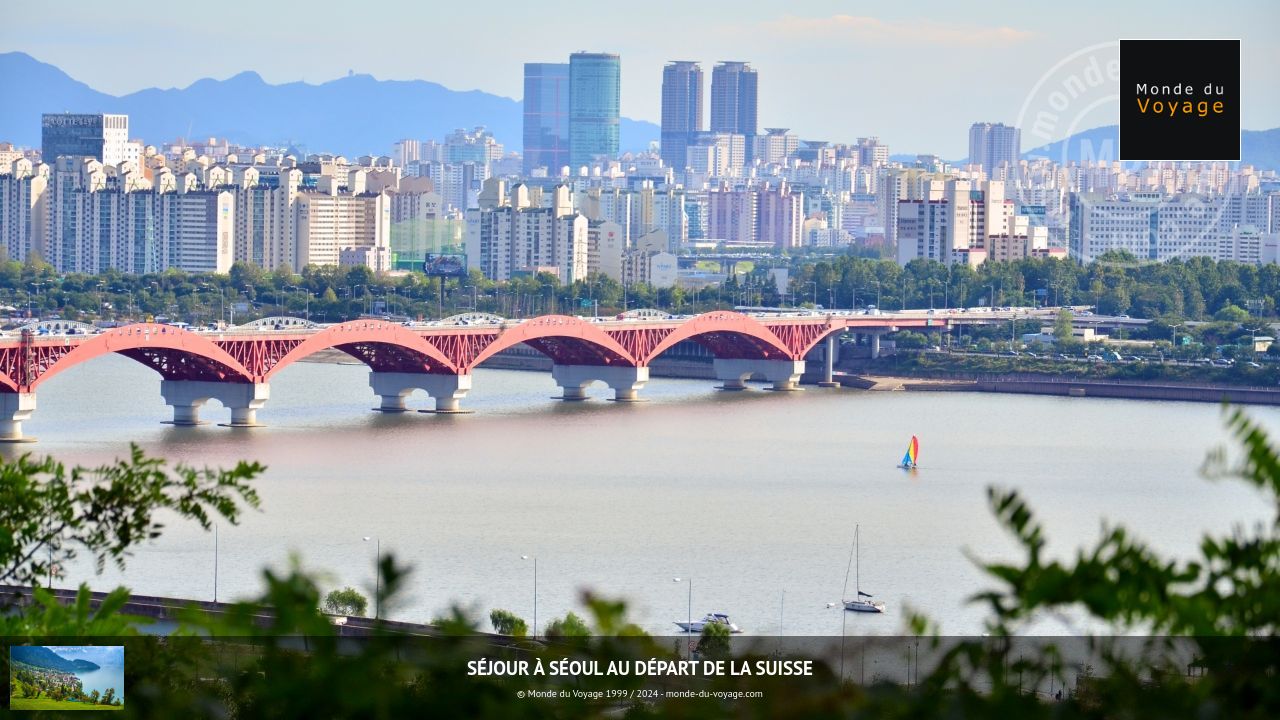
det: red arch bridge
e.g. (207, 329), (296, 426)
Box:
(0, 308), (983, 441)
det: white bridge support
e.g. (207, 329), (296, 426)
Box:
(369, 372), (472, 413)
(818, 335), (839, 387)
(551, 364), (649, 401)
(714, 358), (806, 391)
(0, 392), (37, 442)
(870, 332), (883, 359)
(160, 380), (270, 427)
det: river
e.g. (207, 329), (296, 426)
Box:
(6, 354), (1274, 637)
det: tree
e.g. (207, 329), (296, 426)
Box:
(0, 445), (262, 589)
(90, 689), (100, 704)
(1053, 308), (1074, 342)
(321, 587), (369, 617)
(697, 620), (731, 659)
(488, 608), (528, 637)
(544, 611), (590, 638)
(102, 687), (114, 706)
(1213, 303), (1249, 323)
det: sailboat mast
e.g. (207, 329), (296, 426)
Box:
(855, 524), (860, 595)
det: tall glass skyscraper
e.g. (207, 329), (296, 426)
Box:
(660, 61), (703, 172)
(568, 52), (621, 169)
(523, 63), (570, 175)
(710, 62), (758, 163)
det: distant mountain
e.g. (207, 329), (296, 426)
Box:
(1023, 124), (1280, 171)
(0, 52), (659, 156)
(10, 646), (100, 673)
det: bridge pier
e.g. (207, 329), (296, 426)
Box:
(0, 392), (37, 442)
(369, 372), (473, 413)
(551, 364), (649, 402)
(818, 335), (839, 387)
(870, 332), (882, 359)
(714, 358), (805, 391)
(160, 380), (270, 427)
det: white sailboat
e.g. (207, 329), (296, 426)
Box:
(843, 524), (885, 614)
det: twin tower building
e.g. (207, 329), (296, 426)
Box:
(522, 55), (758, 177)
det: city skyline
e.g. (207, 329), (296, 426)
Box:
(3, 1), (1278, 158)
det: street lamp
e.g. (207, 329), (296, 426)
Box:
(213, 523), (219, 603)
(363, 536), (381, 619)
(521, 555), (538, 639)
(673, 577), (692, 657)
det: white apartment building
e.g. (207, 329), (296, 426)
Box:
(896, 179), (1059, 265)
(1069, 191), (1273, 263)
(0, 159), (49, 263)
(295, 189), (390, 271)
(465, 180), (587, 283)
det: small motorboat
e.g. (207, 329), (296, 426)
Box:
(674, 613), (743, 634)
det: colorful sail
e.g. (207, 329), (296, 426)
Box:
(901, 435), (919, 467)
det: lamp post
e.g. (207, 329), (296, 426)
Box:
(673, 577), (692, 657)
(213, 523), (219, 603)
(363, 536), (380, 619)
(521, 555), (537, 639)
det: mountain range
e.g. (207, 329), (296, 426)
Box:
(0, 52), (659, 157)
(1022, 125), (1280, 171)
(10, 646), (100, 673)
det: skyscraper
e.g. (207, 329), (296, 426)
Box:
(523, 63), (570, 175)
(41, 113), (130, 165)
(968, 123), (1021, 175)
(710, 62), (758, 164)
(660, 61), (703, 172)
(568, 52), (621, 169)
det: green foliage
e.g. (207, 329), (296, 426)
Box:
(696, 621), (731, 659)
(321, 586), (369, 617)
(1053, 308), (1074, 341)
(1214, 303), (1250, 323)
(488, 608), (528, 637)
(0, 444), (263, 589)
(544, 611), (590, 639)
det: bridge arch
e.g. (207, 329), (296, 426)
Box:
(467, 315), (637, 370)
(638, 311), (793, 364)
(261, 319), (460, 379)
(19, 323), (254, 392)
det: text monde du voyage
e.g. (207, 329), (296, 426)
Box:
(1134, 82), (1228, 118)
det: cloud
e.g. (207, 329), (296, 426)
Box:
(755, 14), (1034, 48)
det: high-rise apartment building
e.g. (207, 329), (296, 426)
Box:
(523, 63), (571, 175)
(294, 188), (391, 271)
(968, 122), (1021, 175)
(0, 159), (49, 263)
(710, 62), (758, 165)
(465, 180), (587, 283)
(660, 61), (703, 172)
(41, 113), (130, 166)
(568, 52), (621, 169)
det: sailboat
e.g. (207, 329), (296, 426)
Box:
(842, 524), (886, 614)
(899, 435), (919, 469)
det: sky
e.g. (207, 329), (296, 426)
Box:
(3, 0), (1278, 157)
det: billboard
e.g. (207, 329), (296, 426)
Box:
(423, 253), (467, 278)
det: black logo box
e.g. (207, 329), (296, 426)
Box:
(1119, 39), (1240, 161)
